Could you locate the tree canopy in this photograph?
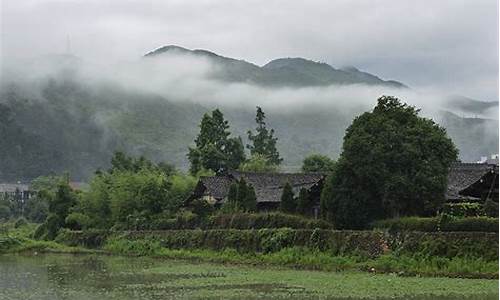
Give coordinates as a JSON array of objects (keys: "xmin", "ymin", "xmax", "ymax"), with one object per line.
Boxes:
[
  {"xmin": 321, "ymin": 96, "xmax": 458, "ymax": 229},
  {"xmin": 188, "ymin": 109, "xmax": 246, "ymax": 174},
  {"xmin": 247, "ymin": 107, "xmax": 282, "ymax": 166},
  {"xmin": 239, "ymin": 154, "xmax": 279, "ymax": 173},
  {"xmin": 302, "ymin": 154, "xmax": 336, "ymax": 173}
]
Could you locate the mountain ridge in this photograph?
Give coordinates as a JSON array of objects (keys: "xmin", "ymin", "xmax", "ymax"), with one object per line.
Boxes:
[{"xmin": 145, "ymin": 45, "xmax": 407, "ymax": 88}]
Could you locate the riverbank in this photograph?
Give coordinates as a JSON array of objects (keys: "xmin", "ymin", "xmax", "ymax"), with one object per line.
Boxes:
[{"xmin": 1, "ymin": 223, "xmax": 498, "ymax": 279}]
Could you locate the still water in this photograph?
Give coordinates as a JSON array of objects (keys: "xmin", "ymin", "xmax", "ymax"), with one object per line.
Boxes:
[{"xmin": 0, "ymin": 254, "xmax": 497, "ymax": 300}]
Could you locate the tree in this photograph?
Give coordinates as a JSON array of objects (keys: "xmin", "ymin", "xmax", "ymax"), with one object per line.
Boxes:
[
  {"xmin": 280, "ymin": 182, "xmax": 296, "ymax": 213},
  {"xmin": 320, "ymin": 96, "xmax": 458, "ymax": 229},
  {"xmin": 302, "ymin": 154, "xmax": 336, "ymax": 173},
  {"xmin": 227, "ymin": 183, "xmax": 239, "ymax": 204},
  {"xmin": 239, "ymin": 154, "xmax": 279, "ymax": 172},
  {"xmin": 247, "ymin": 107, "xmax": 282, "ymax": 165},
  {"xmin": 244, "ymin": 184, "xmax": 257, "ymax": 212},
  {"xmin": 188, "ymin": 109, "xmax": 246, "ymax": 174},
  {"xmin": 296, "ymin": 188, "xmax": 311, "ymax": 215},
  {"xmin": 223, "ymin": 179, "xmax": 256, "ymax": 212}
]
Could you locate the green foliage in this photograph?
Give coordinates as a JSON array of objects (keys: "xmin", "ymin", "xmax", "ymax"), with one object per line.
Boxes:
[
  {"xmin": 55, "ymin": 229, "xmax": 110, "ymax": 248},
  {"xmin": 33, "ymin": 222, "xmax": 48, "ymax": 240},
  {"xmin": 227, "ymin": 183, "xmax": 238, "ymax": 204},
  {"xmin": 296, "ymin": 188, "xmax": 312, "ymax": 215},
  {"xmin": 108, "ymin": 170, "xmax": 171, "ymax": 223},
  {"xmin": 49, "ymin": 183, "xmax": 77, "ymax": 223},
  {"xmin": 239, "ymin": 154, "xmax": 279, "ymax": 172},
  {"xmin": 45, "ymin": 214, "xmax": 63, "ymax": 240},
  {"xmin": 223, "ymin": 179, "xmax": 257, "ymax": 212},
  {"xmin": 372, "ymin": 216, "xmax": 499, "ymax": 233},
  {"xmin": 0, "ymin": 204, "xmax": 11, "ymax": 220},
  {"xmin": 167, "ymin": 173, "xmax": 197, "ymax": 212},
  {"xmin": 24, "ymin": 197, "xmax": 49, "ymax": 223},
  {"xmin": 14, "ymin": 217, "xmax": 28, "ymax": 228},
  {"xmin": 279, "ymin": 182, "xmax": 296, "ymax": 213},
  {"xmin": 302, "ymin": 154, "xmax": 336, "ymax": 173},
  {"xmin": 208, "ymin": 212, "xmax": 332, "ymax": 229},
  {"xmin": 483, "ymin": 199, "xmax": 498, "ymax": 217},
  {"xmin": 247, "ymin": 106, "xmax": 282, "ymax": 165},
  {"xmin": 104, "ymin": 228, "xmax": 497, "ymax": 263},
  {"xmin": 442, "ymin": 202, "xmax": 483, "ymax": 217},
  {"xmin": 188, "ymin": 109, "xmax": 246, "ymax": 174},
  {"xmin": 104, "ymin": 236, "xmax": 163, "ymax": 256},
  {"xmin": 321, "ymin": 96, "xmax": 459, "ymax": 229},
  {"xmin": 65, "ymin": 213, "xmax": 92, "ymax": 230},
  {"xmin": 31, "ymin": 175, "xmax": 68, "ymax": 192},
  {"xmin": 188, "ymin": 199, "xmax": 213, "ymax": 220}
]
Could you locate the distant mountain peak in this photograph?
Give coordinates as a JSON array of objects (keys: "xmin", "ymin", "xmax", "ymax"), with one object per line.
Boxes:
[
  {"xmin": 143, "ymin": 45, "xmax": 407, "ymax": 88},
  {"xmin": 144, "ymin": 45, "xmax": 191, "ymax": 56},
  {"xmin": 340, "ymin": 66, "xmax": 360, "ymax": 72}
]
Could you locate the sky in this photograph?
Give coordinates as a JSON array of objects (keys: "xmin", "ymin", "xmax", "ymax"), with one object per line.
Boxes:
[{"xmin": 1, "ymin": 0, "xmax": 498, "ymax": 100}]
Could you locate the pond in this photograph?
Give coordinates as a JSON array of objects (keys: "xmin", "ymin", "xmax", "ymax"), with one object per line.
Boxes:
[{"xmin": 0, "ymin": 253, "xmax": 497, "ymax": 300}]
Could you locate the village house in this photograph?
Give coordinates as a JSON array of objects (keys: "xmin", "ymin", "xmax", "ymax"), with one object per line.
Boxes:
[
  {"xmin": 190, "ymin": 162, "xmax": 498, "ymax": 217},
  {"xmin": 0, "ymin": 183, "xmax": 32, "ymax": 202},
  {"xmin": 188, "ymin": 171, "xmax": 326, "ymax": 217},
  {"xmin": 446, "ymin": 162, "xmax": 498, "ymax": 203}
]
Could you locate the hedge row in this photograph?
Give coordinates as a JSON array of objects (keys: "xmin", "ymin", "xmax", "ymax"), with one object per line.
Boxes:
[
  {"xmin": 57, "ymin": 229, "xmax": 499, "ymax": 260},
  {"xmin": 371, "ymin": 216, "xmax": 499, "ymax": 233},
  {"xmin": 148, "ymin": 212, "xmax": 332, "ymax": 230},
  {"xmin": 206, "ymin": 213, "xmax": 332, "ymax": 230}
]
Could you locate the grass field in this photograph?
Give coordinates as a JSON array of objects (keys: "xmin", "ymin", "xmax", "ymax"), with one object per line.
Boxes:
[{"xmin": 0, "ymin": 253, "xmax": 498, "ymax": 300}]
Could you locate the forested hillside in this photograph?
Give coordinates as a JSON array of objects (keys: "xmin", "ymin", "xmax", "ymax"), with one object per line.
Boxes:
[{"xmin": 0, "ymin": 47, "xmax": 497, "ymax": 181}]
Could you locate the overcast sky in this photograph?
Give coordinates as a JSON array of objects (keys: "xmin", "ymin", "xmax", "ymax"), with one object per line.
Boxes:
[{"xmin": 1, "ymin": 0, "xmax": 498, "ymax": 100}]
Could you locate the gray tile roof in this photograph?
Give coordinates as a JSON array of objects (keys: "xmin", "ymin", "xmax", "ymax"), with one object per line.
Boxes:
[
  {"xmin": 446, "ymin": 163, "xmax": 497, "ymax": 201},
  {"xmin": 197, "ymin": 171, "xmax": 326, "ymax": 203}
]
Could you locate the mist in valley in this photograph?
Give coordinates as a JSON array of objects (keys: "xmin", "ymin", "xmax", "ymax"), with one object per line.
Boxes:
[{"xmin": 0, "ymin": 49, "xmax": 497, "ymax": 181}]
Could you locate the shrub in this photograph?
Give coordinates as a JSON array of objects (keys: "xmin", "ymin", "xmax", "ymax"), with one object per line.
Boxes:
[
  {"xmin": 65, "ymin": 213, "xmax": 92, "ymax": 230},
  {"xmin": 207, "ymin": 212, "xmax": 332, "ymax": 230},
  {"xmin": 33, "ymin": 223, "xmax": 47, "ymax": 240},
  {"xmin": 260, "ymin": 228, "xmax": 296, "ymax": 253},
  {"xmin": 441, "ymin": 217, "xmax": 498, "ymax": 232},
  {"xmin": 442, "ymin": 202, "xmax": 483, "ymax": 217},
  {"xmin": 55, "ymin": 229, "xmax": 109, "ymax": 248},
  {"xmin": 45, "ymin": 214, "xmax": 63, "ymax": 240},
  {"xmin": 372, "ymin": 216, "xmax": 498, "ymax": 233},
  {"xmin": 14, "ymin": 217, "xmax": 28, "ymax": 228},
  {"xmin": 372, "ymin": 217, "xmax": 438, "ymax": 232}
]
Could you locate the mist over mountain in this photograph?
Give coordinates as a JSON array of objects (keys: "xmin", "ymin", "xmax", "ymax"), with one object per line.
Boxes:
[
  {"xmin": 0, "ymin": 46, "xmax": 497, "ymax": 181},
  {"xmin": 145, "ymin": 45, "xmax": 406, "ymax": 88}
]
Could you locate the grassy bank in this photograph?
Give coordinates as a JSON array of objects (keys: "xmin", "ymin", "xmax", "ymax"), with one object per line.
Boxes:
[
  {"xmin": 0, "ymin": 222, "xmax": 93, "ymax": 254},
  {"xmin": 1, "ymin": 222, "xmax": 498, "ymax": 279},
  {"xmin": 103, "ymin": 236, "xmax": 498, "ymax": 279}
]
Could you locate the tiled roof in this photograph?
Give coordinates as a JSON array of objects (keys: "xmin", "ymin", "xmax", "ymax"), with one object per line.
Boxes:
[
  {"xmin": 198, "ymin": 171, "xmax": 326, "ymax": 203},
  {"xmin": 199, "ymin": 176, "xmax": 233, "ymax": 199},
  {"xmin": 446, "ymin": 163, "xmax": 497, "ymax": 200}
]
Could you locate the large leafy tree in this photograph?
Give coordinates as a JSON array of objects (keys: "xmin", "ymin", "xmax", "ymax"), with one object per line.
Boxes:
[
  {"xmin": 302, "ymin": 154, "xmax": 336, "ymax": 173},
  {"xmin": 321, "ymin": 96, "xmax": 458, "ymax": 229},
  {"xmin": 188, "ymin": 109, "xmax": 245, "ymax": 174},
  {"xmin": 247, "ymin": 107, "xmax": 282, "ymax": 166}
]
